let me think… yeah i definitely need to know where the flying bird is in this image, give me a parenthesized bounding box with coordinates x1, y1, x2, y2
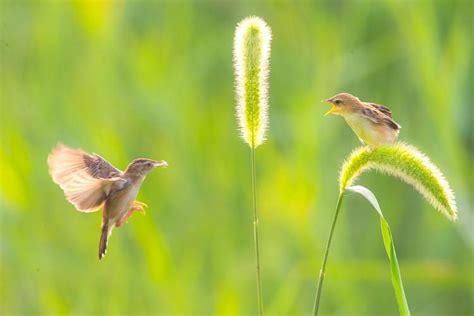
(323, 93, 401, 147)
(48, 144, 168, 259)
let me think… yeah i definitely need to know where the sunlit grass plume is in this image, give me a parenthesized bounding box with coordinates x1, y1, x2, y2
(340, 143, 457, 220)
(234, 16, 271, 148)
(233, 16, 272, 316)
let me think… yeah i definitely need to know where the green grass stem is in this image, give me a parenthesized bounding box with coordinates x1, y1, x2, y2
(251, 147, 264, 315)
(312, 193, 344, 316)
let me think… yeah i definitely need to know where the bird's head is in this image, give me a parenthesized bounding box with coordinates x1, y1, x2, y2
(126, 158, 168, 176)
(323, 92, 360, 116)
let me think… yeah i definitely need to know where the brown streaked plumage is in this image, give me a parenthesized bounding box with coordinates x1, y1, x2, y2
(48, 143, 168, 259)
(323, 92, 401, 147)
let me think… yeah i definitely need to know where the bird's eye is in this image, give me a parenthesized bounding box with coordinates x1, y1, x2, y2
(334, 100, 342, 105)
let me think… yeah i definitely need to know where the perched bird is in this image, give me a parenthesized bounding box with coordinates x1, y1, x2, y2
(48, 144, 168, 259)
(323, 93, 401, 147)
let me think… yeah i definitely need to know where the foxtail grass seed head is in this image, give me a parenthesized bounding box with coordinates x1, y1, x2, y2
(339, 143, 457, 221)
(233, 16, 272, 148)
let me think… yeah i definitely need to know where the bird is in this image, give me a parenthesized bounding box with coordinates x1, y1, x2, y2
(323, 93, 401, 147)
(47, 143, 168, 259)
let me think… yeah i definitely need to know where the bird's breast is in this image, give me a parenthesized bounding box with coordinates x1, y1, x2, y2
(105, 184, 141, 225)
(343, 114, 370, 140)
(343, 113, 398, 146)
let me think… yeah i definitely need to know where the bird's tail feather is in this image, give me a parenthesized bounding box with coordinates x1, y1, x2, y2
(98, 222, 109, 260)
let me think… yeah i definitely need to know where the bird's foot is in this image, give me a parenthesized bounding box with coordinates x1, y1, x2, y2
(132, 200, 148, 214)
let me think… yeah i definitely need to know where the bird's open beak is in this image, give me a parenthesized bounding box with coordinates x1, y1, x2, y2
(322, 98, 337, 116)
(324, 105, 338, 116)
(154, 160, 168, 168)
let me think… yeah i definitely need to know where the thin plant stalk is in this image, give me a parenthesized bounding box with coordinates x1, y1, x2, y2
(251, 147, 264, 315)
(234, 17, 271, 315)
(312, 193, 344, 316)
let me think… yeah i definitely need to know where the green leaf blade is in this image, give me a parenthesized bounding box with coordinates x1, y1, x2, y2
(347, 185, 411, 316)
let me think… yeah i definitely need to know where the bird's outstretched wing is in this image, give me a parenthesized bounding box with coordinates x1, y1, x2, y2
(48, 144, 127, 212)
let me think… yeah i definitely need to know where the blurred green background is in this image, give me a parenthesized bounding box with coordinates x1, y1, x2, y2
(1, 1, 472, 315)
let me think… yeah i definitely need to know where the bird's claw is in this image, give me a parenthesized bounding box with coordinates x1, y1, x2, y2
(132, 201, 148, 214)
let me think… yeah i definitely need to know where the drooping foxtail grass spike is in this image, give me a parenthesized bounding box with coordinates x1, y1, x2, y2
(234, 16, 272, 148)
(339, 143, 457, 220)
(313, 142, 458, 315)
(233, 16, 272, 316)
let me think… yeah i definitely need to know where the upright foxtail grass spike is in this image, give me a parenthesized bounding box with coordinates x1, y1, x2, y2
(234, 16, 272, 148)
(233, 16, 272, 316)
(339, 143, 457, 220)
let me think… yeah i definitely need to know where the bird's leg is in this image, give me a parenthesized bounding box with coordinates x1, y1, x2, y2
(115, 209, 134, 227)
(115, 201, 147, 227)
